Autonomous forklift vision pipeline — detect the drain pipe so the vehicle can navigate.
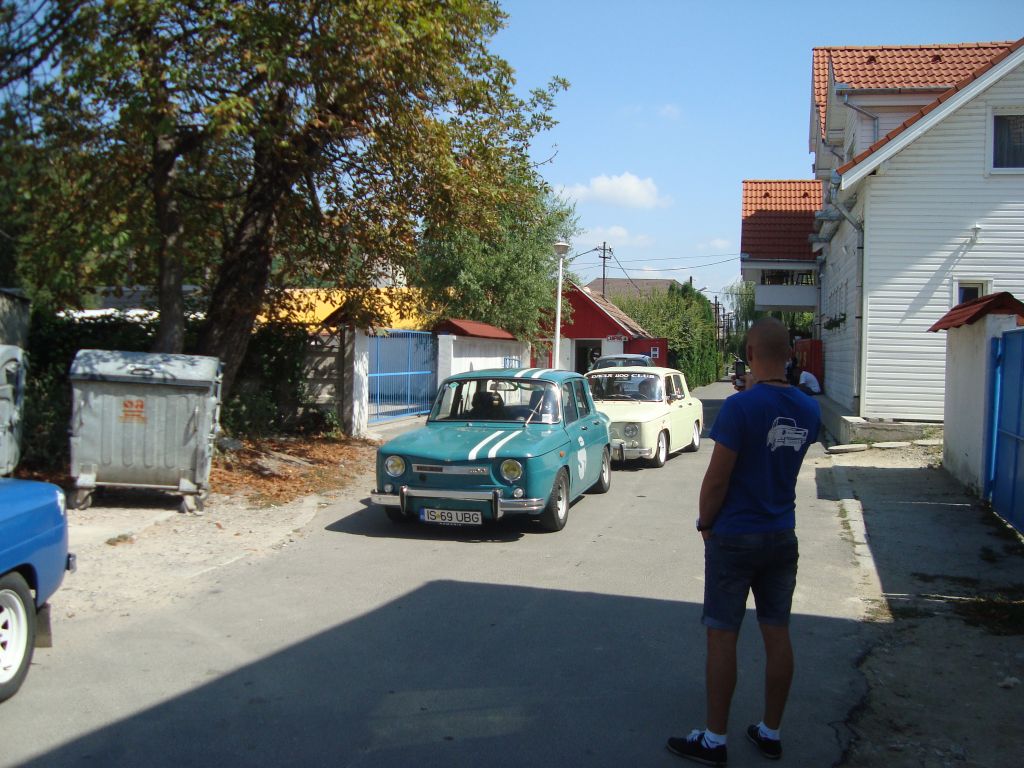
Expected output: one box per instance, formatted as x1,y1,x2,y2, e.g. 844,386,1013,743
843,93,880,144
828,171,866,408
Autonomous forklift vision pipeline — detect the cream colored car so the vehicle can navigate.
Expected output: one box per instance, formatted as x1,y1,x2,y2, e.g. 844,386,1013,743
584,366,703,467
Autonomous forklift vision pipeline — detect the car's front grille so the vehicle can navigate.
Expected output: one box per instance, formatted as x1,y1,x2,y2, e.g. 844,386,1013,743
412,463,489,476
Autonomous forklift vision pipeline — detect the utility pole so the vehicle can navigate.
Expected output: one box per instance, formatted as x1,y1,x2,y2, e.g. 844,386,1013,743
599,241,612,296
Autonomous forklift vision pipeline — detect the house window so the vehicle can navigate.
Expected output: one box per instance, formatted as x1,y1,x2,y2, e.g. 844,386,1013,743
957,281,985,305
994,114,1024,168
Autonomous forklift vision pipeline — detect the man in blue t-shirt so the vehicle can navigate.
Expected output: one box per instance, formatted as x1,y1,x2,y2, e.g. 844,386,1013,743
668,318,821,766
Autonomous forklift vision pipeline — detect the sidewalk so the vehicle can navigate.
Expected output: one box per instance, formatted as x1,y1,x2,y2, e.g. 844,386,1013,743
828,443,1024,767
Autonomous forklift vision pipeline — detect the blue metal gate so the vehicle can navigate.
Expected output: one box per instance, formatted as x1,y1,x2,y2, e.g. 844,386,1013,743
987,328,1024,533
368,330,437,424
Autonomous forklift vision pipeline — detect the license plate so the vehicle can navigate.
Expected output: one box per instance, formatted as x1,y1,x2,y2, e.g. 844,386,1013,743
420,508,483,526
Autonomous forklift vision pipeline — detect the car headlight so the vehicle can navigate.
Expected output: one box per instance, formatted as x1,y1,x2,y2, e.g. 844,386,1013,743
384,455,406,477
623,423,639,438
500,459,523,483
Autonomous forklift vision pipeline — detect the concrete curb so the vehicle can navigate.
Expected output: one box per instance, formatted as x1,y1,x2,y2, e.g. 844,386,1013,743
830,462,888,619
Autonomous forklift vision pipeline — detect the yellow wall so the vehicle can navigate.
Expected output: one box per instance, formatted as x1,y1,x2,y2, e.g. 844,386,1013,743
259,288,429,330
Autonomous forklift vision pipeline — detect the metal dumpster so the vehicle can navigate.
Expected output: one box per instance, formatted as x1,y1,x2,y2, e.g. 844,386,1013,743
0,345,26,476
69,350,222,513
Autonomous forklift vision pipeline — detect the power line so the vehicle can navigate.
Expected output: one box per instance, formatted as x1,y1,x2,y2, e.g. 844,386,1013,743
574,255,740,271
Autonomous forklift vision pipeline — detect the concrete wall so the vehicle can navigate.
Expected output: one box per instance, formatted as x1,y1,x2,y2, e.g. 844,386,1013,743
437,334,531,379
943,315,1019,494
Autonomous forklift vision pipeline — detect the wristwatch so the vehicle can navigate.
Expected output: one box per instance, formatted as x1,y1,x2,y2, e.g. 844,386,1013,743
696,518,712,532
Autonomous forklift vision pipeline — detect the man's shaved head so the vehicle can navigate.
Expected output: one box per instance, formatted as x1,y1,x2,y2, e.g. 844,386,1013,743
746,318,791,365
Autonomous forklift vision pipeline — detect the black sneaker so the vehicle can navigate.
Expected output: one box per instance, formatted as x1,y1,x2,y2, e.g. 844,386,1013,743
746,724,782,760
666,730,727,766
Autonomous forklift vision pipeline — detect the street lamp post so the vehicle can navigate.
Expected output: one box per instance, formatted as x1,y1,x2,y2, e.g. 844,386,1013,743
552,241,570,369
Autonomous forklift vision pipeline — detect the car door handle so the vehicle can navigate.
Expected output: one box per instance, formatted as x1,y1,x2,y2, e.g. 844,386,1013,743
580,425,588,430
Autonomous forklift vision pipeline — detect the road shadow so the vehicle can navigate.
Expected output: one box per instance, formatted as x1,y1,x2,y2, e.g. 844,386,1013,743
18,581,864,768
325,498,602,543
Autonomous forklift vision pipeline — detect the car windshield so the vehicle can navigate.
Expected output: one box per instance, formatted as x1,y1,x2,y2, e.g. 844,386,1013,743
592,356,650,369
587,372,663,402
428,378,560,424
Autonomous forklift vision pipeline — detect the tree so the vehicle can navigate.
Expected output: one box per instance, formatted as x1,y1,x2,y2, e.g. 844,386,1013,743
413,186,578,341
612,284,719,386
3,1,565,394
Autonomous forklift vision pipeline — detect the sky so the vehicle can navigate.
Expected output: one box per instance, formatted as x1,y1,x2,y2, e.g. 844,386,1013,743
491,0,1018,302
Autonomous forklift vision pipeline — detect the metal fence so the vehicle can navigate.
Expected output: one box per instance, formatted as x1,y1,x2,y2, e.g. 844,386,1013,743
988,328,1023,533
368,330,437,424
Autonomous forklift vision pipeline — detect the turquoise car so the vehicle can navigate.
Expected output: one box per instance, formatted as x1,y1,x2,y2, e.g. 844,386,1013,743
371,368,612,531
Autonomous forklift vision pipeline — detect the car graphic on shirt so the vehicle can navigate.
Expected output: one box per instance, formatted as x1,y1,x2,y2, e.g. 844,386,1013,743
767,417,808,451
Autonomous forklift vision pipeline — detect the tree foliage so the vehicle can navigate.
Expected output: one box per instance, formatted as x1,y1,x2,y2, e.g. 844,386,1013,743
612,283,720,387
2,0,566,394
413,188,577,341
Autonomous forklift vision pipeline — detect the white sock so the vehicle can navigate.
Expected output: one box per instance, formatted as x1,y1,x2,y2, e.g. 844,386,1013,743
757,721,780,741
703,728,727,747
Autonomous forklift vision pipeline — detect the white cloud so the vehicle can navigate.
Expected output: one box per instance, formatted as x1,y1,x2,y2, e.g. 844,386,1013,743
580,225,654,249
696,238,731,252
658,103,681,120
560,172,670,209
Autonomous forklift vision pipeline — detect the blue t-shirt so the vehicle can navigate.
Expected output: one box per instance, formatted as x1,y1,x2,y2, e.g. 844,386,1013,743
708,384,821,534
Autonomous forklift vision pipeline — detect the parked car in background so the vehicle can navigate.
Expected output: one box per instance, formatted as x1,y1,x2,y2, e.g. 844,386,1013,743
0,479,75,702
590,353,655,369
371,368,611,532
585,366,703,467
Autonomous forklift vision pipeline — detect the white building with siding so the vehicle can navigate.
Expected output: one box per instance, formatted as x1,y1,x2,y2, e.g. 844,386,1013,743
810,38,1024,421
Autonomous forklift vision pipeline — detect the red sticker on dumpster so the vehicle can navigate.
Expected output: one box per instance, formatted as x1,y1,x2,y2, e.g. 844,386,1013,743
120,399,147,423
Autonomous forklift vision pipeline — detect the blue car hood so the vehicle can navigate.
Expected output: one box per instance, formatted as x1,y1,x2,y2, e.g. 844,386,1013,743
380,422,566,462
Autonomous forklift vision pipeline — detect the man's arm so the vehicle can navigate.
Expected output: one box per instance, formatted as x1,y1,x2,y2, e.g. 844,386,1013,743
698,442,738,539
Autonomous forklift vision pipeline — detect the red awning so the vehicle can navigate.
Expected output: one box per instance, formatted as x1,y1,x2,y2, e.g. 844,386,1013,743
433,318,516,340
928,292,1024,331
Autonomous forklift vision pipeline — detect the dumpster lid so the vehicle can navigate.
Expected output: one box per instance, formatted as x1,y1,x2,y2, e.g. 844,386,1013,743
70,350,222,388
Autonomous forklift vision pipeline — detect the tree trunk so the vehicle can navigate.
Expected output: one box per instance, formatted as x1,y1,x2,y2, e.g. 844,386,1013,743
197,143,295,396
150,131,187,353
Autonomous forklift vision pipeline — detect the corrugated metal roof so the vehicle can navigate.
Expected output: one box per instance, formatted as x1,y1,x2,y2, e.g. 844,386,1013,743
741,180,821,262
575,284,651,338
928,292,1024,331
433,318,515,340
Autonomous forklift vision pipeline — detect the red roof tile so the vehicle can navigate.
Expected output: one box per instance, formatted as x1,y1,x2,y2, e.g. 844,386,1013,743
741,180,822,262
812,41,1015,140
433,318,516,340
837,37,1024,176
928,292,1024,331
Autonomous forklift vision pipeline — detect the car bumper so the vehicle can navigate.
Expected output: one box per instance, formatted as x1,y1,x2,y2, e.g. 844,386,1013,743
611,439,655,461
370,487,546,519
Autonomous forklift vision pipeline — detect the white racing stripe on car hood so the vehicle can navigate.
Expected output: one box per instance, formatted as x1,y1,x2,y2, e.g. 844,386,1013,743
487,430,521,458
529,368,553,379
468,430,506,460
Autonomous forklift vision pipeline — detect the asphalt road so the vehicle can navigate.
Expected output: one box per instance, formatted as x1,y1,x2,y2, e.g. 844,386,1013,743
2,381,869,768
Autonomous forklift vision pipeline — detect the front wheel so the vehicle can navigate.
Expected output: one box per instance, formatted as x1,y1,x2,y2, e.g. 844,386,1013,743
0,572,36,703
648,431,669,468
590,447,611,494
683,421,701,453
540,469,570,532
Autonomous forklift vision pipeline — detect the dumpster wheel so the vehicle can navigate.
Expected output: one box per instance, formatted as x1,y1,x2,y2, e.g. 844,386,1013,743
179,494,204,515
70,490,93,510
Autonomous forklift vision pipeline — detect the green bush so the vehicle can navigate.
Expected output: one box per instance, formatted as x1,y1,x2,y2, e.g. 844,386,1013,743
20,313,322,471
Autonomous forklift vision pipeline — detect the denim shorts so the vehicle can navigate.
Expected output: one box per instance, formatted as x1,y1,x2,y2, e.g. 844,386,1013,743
702,530,799,631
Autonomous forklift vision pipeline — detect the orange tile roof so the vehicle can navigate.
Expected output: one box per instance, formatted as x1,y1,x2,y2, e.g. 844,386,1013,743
741,180,822,262
812,41,1015,139
838,36,1024,176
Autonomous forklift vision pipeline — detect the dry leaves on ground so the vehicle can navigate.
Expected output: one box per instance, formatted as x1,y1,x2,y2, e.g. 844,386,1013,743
209,436,379,504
